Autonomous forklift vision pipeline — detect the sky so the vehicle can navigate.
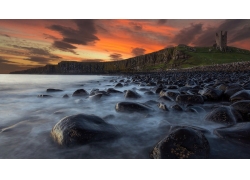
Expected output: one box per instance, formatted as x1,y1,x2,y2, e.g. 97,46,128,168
0,19,250,73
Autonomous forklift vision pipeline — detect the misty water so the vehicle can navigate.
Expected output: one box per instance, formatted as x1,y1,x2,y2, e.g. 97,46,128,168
0,74,249,159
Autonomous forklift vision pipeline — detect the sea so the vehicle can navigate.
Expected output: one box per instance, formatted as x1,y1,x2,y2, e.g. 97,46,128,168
0,74,250,159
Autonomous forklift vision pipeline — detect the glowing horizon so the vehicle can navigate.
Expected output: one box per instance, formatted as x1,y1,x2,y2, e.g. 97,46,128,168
1,19,250,73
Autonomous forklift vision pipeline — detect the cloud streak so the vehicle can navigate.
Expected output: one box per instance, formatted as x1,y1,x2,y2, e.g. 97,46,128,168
48,19,99,45
52,41,78,54
109,53,123,60
171,23,203,45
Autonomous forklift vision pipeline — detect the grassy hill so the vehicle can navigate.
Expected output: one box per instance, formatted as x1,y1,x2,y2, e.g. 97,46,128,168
147,45,250,71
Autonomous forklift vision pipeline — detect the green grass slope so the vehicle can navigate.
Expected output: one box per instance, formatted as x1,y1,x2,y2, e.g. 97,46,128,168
176,46,250,69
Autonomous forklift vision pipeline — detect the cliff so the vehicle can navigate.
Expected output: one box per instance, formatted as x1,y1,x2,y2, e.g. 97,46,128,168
11,45,250,74
10,47,188,74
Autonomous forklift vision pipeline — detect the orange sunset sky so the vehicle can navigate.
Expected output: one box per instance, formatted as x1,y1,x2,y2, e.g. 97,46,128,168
0,19,250,73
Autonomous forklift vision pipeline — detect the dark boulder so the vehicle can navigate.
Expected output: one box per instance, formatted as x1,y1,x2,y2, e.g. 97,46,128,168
199,88,223,101
204,106,242,125
124,90,141,99
223,87,244,100
170,104,183,111
164,90,180,100
107,88,123,94
63,94,69,98
72,89,88,97
214,122,250,146
47,88,63,92
158,95,172,102
115,83,123,88
158,102,169,111
230,90,250,102
186,106,206,114
176,94,204,104
150,127,210,159
115,102,154,113
230,100,250,120
51,114,119,146
88,93,102,101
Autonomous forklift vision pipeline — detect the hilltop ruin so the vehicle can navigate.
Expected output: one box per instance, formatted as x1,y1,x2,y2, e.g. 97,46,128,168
214,31,227,51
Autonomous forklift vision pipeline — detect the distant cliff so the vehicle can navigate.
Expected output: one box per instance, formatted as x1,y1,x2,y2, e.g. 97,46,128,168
10,47,189,74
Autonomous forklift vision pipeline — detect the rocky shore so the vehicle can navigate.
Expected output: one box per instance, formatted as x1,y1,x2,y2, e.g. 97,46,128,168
44,63,250,158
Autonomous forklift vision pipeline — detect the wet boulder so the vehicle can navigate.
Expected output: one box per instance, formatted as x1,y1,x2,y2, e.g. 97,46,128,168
72,89,88,97
230,100,250,119
124,90,141,99
158,96,172,102
115,83,123,88
63,94,69,98
88,93,102,101
158,102,169,111
115,102,154,113
150,127,210,159
164,90,180,100
186,106,206,114
223,87,244,100
214,122,250,146
51,114,119,146
89,88,99,96
230,90,250,102
170,104,183,111
199,88,223,101
47,88,63,92
204,106,242,125
106,88,123,94
176,94,204,104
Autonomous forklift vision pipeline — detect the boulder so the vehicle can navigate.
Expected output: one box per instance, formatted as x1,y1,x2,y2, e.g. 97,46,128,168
204,106,242,125
124,90,141,99
230,90,250,102
214,122,250,145
47,88,63,92
72,89,88,97
51,114,119,146
150,127,210,159
115,102,154,113
176,94,204,104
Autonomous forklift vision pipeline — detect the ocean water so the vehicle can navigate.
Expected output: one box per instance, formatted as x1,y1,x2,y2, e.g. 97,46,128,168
0,74,249,159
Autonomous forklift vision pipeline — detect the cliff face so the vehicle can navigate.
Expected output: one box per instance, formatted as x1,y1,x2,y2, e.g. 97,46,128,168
10,47,188,74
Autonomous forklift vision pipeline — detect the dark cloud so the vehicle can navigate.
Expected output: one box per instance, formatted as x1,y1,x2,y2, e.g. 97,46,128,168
43,33,59,40
49,55,62,59
157,19,167,25
48,19,99,45
0,33,10,38
229,25,250,43
0,57,10,64
218,19,249,32
11,45,62,59
192,19,250,46
109,53,123,60
129,22,143,31
172,23,203,45
52,41,78,54
131,47,146,56
117,25,169,45
24,56,51,64
192,26,217,46
0,57,30,74
96,25,109,33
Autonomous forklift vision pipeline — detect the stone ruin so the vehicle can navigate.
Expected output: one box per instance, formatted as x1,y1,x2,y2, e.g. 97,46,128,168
214,31,227,52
